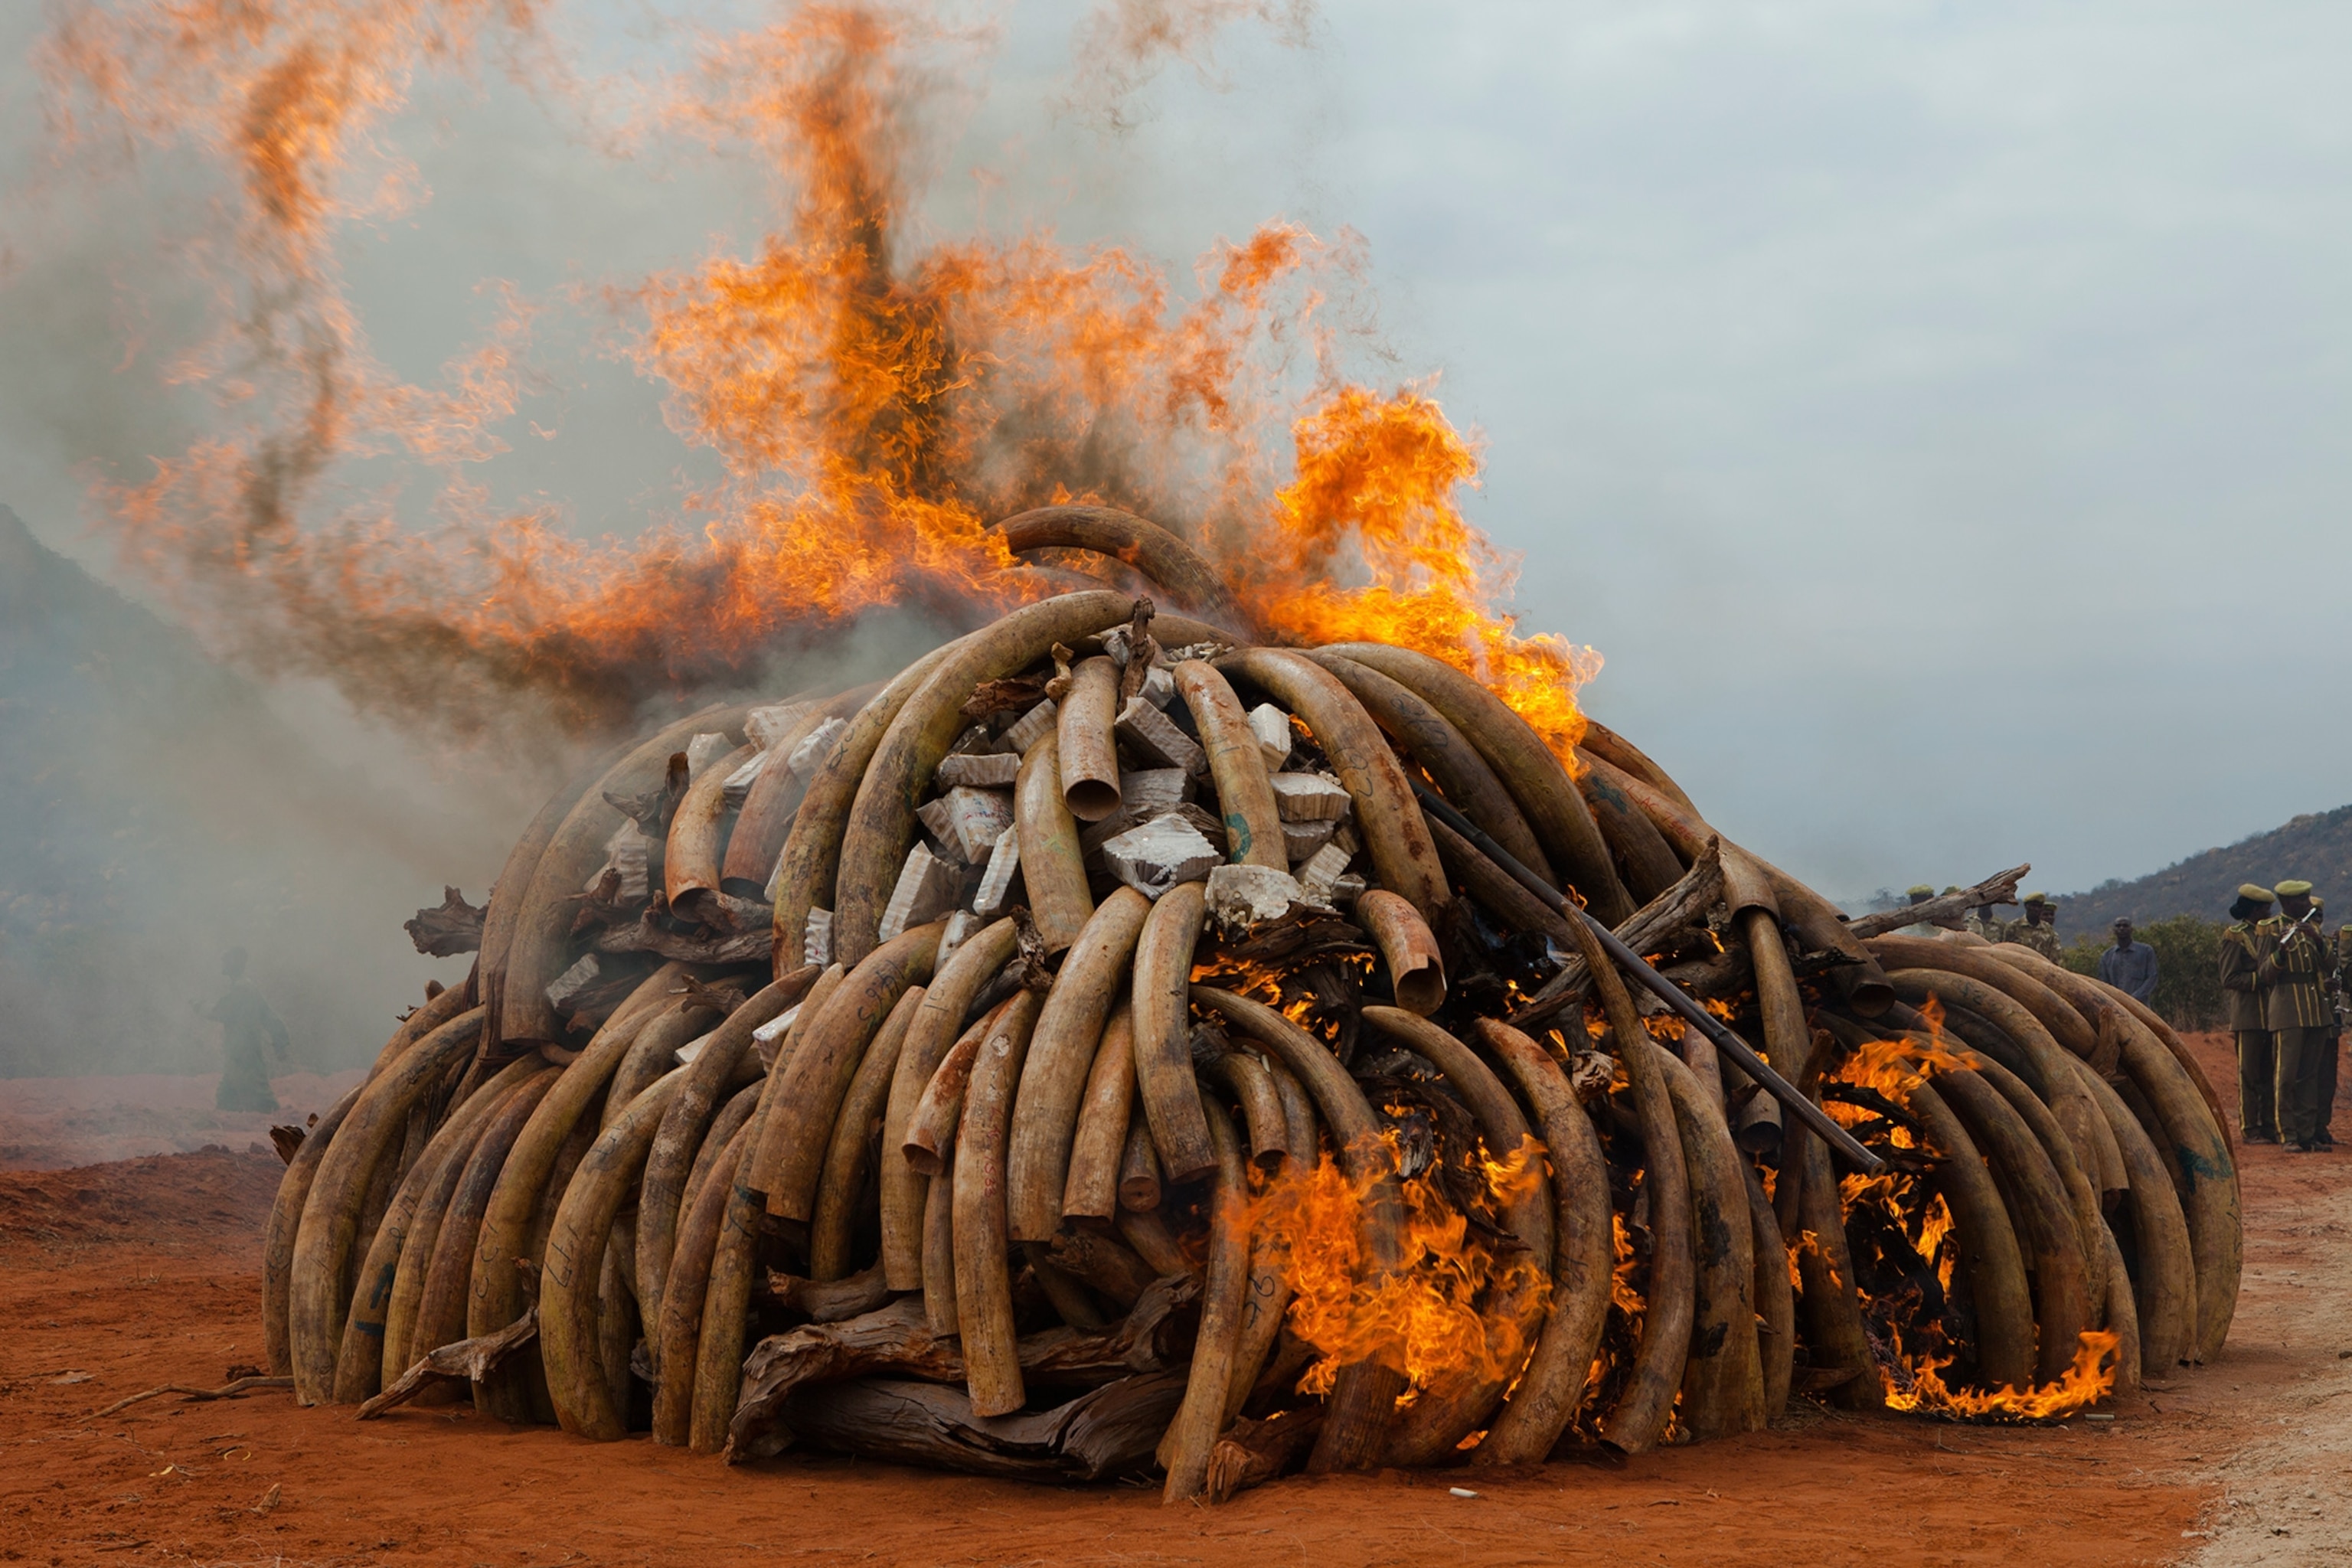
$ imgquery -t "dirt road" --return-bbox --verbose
[0,1032,2342,1567]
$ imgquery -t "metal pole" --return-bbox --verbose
[1410,780,1884,1174]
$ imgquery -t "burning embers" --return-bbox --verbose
[262,527,2239,1503]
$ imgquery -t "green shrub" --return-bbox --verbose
[2062,914,2229,1031]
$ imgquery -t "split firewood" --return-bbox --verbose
[761,1263,895,1322]
[728,1275,1200,1462]
[774,1372,1186,1481]
[962,676,1051,723]
[358,1312,538,1419]
[595,916,770,966]
[404,887,486,957]
[1205,1406,1325,1503]
[96,1374,294,1418]
[1845,864,2031,939]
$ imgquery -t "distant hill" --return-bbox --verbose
[2054,805,2352,933]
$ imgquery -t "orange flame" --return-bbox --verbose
[1884,1331,2122,1423]
[38,2,1599,756]
[1243,1134,1548,1396]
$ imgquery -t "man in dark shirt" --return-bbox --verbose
[207,947,290,1112]
[2098,918,2159,1004]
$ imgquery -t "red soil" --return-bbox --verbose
[0,1031,2338,1566]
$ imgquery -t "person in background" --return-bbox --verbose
[207,946,290,1112]
[2317,893,2338,1148]
[1902,884,1937,936]
[1967,900,2011,943]
[1926,885,1975,942]
[2219,884,2275,1142]
[2259,879,2331,1153]
[2099,916,2159,1004]
[2005,892,2063,960]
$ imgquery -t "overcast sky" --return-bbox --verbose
[4,1,2347,907]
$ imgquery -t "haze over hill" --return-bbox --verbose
[2050,805,2352,936]
[0,505,508,1078]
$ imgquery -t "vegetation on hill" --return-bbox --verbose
[2056,807,2352,932]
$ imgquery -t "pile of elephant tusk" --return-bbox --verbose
[266,508,2240,1500]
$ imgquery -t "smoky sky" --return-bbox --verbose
[5,0,2349,914]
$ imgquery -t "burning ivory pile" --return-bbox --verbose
[266,510,2240,1499]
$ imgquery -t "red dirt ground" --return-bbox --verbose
[1,1032,2343,1567]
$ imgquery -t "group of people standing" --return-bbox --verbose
[2220,880,2343,1152]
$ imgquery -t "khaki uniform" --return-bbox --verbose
[1966,912,2010,944]
[2259,914,2331,1145]
[2007,919,2063,962]
[2220,920,2272,1138]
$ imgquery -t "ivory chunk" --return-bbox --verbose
[1206,864,1306,932]
[915,798,965,864]
[1122,766,1190,811]
[1138,665,1175,710]
[745,701,815,751]
[803,908,834,969]
[972,827,1022,917]
[593,820,653,903]
[1246,704,1294,772]
[936,786,1016,864]
[788,717,848,782]
[879,843,962,942]
[1099,814,1220,900]
[545,953,602,1012]
[936,752,1023,789]
[684,733,733,780]
[1295,843,1353,903]
[1116,697,1207,777]
[1269,771,1351,822]
[936,910,983,970]
[1282,818,1339,863]
[998,700,1058,756]
[721,748,774,812]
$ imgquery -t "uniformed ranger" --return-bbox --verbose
[2259,879,2332,1152]
[2218,884,2274,1141]
[2316,893,2338,1148]
[1903,884,1937,936]
[1966,901,2011,943]
[2006,892,2063,960]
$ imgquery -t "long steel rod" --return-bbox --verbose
[1410,780,1883,1174]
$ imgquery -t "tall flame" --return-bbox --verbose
[35,0,1599,753]
[1243,1134,1548,1396]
